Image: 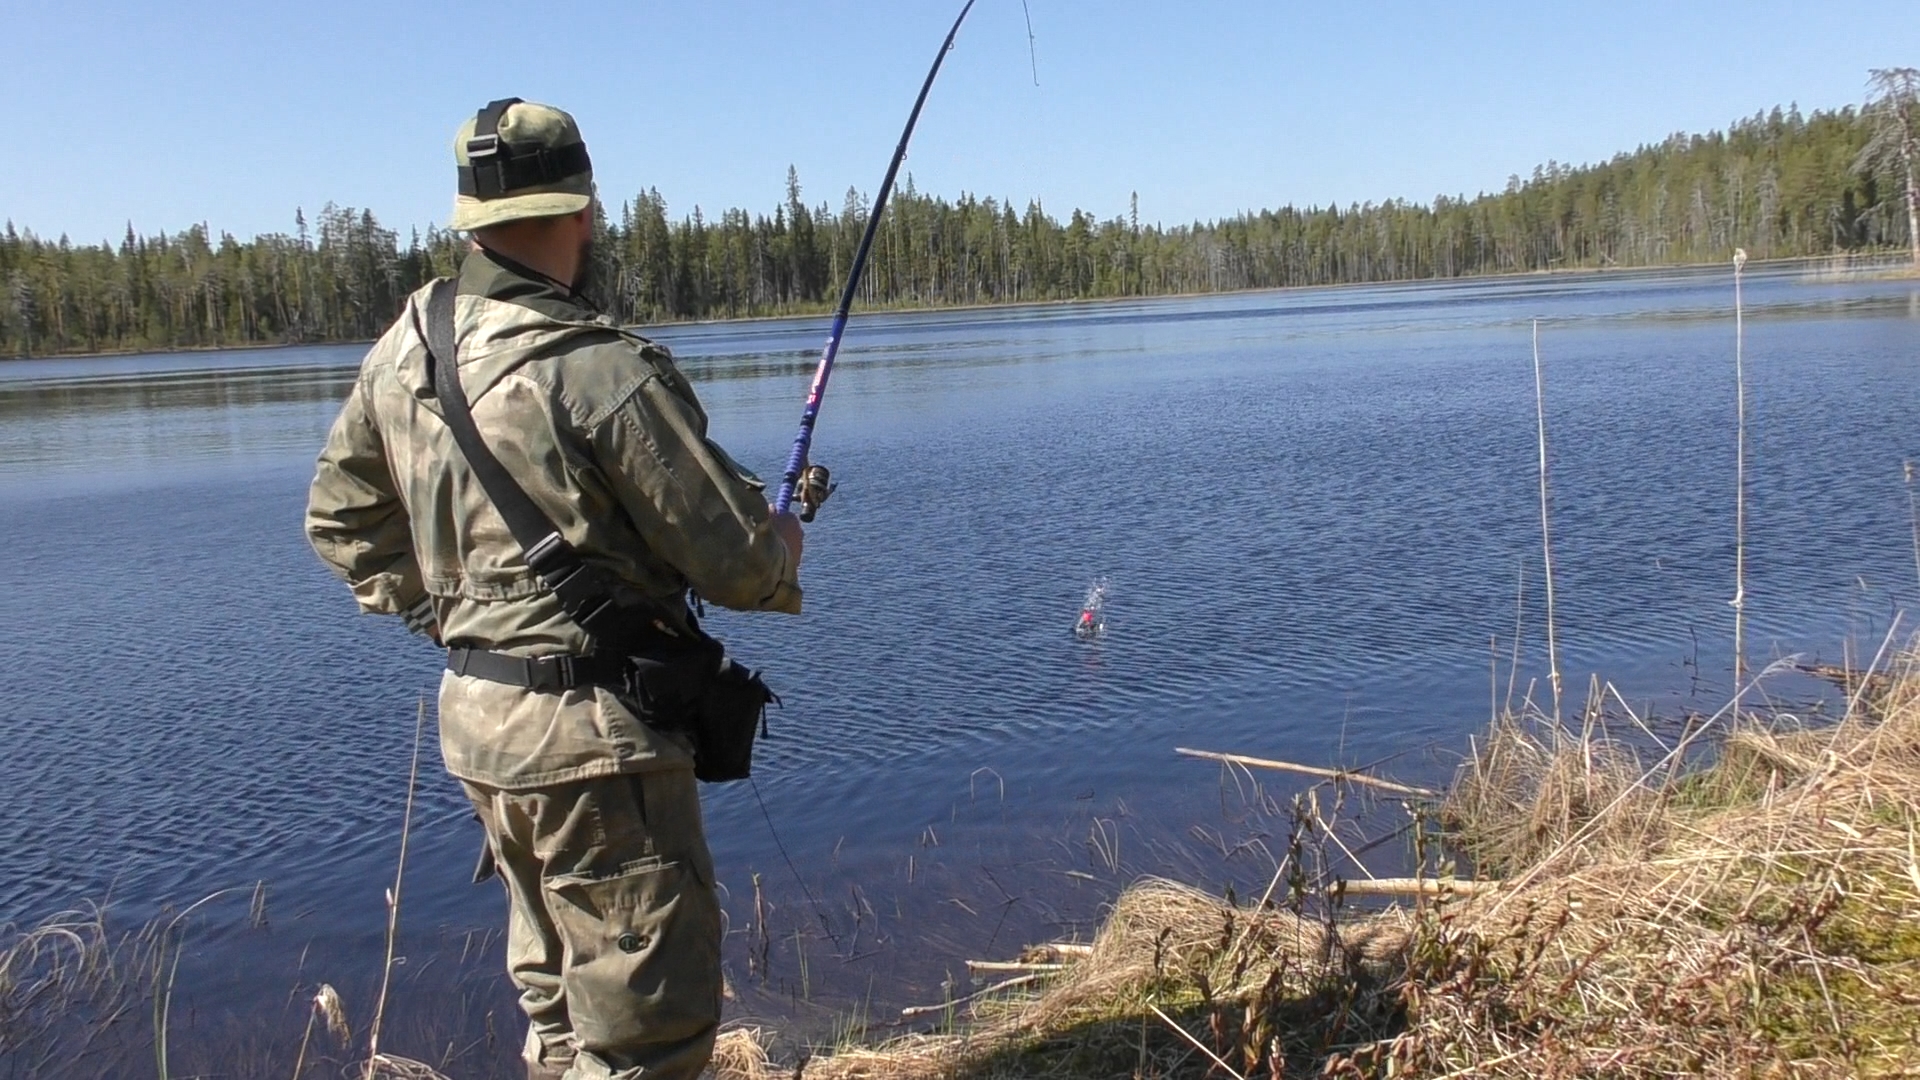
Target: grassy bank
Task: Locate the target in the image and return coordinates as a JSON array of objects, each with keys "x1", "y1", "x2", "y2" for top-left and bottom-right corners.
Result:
[{"x1": 714, "y1": 651, "x2": 1920, "y2": 1078}]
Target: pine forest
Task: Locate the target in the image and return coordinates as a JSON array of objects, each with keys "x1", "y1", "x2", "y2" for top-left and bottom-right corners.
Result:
[{"x1": 3, "y1": 90, "x2": 1918, "y2": 358}]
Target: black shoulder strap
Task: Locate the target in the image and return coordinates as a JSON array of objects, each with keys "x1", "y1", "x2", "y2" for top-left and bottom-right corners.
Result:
[{"x1": 423, "y1": 279, "x2": 674, "y2": 651}]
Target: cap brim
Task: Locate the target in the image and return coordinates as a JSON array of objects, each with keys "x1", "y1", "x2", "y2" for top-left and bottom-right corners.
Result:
[{"x1": 452, "y1": 191, "x2": 592, "y2": 231}]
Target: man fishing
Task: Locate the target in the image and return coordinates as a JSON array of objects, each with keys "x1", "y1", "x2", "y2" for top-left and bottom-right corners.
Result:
[{"x1": 305, "y1": 98, "x2": 804, "y2": 1080}]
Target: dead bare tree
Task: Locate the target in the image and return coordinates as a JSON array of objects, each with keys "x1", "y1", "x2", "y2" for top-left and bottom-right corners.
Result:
[{"x1": 1857, "y1": 67, "x2": 1920, "y2": 267}]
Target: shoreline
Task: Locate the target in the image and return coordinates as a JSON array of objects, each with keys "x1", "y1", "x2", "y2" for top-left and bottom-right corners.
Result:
[
  {"x1": 642, "y1": 249, "x2": 1915, "y2": 332},
  {"x1": 10, "y1": 250, "x2": 1909, "y2": 363},
  {"x1": 718, "y1": 653, "x2": 1920, "y2": 1078},
  {"x1": 3, "y1": 337, "x2": 376, "y2": 363}
]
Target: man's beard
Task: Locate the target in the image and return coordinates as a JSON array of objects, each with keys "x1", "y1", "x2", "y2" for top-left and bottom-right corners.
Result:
[
  {"x1": 572, "y1": 234, "x2": 596, "y2": 295},
  {"x1": 570, "y1": 233, "x2": 617, "y2": 314}
]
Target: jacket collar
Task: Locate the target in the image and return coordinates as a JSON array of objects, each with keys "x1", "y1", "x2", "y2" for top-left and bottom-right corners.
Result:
[
  {"x1": 398, "y1": 248, "x2": 610, "y2": 407},
  {"x1": 458, "y1": 244, "x2": 600, "y2": 323}
]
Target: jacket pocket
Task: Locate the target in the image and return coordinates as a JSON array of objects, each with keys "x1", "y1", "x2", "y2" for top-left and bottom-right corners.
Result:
[{"x1": 543, "y1": 859, "x2": 722, "y2": 1050}]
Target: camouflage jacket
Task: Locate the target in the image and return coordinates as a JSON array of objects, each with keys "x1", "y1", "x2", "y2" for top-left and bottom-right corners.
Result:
[{"x1": 306, "y1": 248, "x2": 800, "y2": 788}]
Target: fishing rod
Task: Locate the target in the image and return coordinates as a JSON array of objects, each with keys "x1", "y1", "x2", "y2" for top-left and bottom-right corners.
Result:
[
  {"x1": 750, "y1": 1, "x2": 981, "y2": 950},
  {"x1": 774, "y1": 0, "x2": 979, "y2": 521}
]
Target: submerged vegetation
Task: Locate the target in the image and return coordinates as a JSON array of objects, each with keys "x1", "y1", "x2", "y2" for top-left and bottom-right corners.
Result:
[
  {"x1": 708, "y1": 653, "x2": 1920, "y2": 1078},
  {"x1": 4, "y1": 75, "x2": 1920, "y2": 356}
]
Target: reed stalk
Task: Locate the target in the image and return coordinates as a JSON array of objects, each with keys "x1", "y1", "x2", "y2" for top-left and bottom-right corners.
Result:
[
  {"x1": 1732, "y1": 249, "x2": 1749, "y2": 707},
  {"x1": 364, "y1": 698, "x2": 427, "y2": 1077},
  {"x1": 1905, "y1": 459, "x2": 1919, "y2": 592},
  {"x1": 1532, "y1": 319, "x2": 1563, "y2": 723}
]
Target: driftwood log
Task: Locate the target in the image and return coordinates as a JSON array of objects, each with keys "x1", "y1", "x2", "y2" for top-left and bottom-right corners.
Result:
[{"x1": 1175, "y1": 747, "x2": 1439, "y2": 798}]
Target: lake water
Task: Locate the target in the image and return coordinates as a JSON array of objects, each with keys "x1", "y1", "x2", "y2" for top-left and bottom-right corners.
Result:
[{"x1": 3, "y1": 265, "x2": 1917, "y2": 1073}]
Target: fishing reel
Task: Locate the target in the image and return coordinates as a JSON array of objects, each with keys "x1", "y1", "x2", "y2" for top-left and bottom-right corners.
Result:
[{"x1": 797, "y1": 463, "x2": 837, "y2": 523}]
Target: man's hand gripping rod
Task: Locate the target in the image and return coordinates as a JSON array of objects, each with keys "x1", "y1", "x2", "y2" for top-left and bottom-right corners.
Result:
[{"x1": 773, "y1": 0, "x2": 979, "y2": 524}]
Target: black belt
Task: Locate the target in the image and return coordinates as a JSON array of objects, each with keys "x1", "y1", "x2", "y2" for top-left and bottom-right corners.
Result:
[{"x1": 446, "y1": 647, "x2": 631, "y2": 693}]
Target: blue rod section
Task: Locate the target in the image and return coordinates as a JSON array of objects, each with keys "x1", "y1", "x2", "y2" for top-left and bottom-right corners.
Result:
[{"x1": 773, "y1": 0, "x2": 978, "y2": 515}]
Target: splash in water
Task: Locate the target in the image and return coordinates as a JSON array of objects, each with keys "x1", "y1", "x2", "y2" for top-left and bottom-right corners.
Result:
[{"x1": 1073, "y1": 578, "x2": 1109, "y2": 640}]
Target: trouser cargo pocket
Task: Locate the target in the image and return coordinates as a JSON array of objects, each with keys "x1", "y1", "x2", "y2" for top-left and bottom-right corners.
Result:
[{"x1": 544, "y1": 858, "x2": 722, "y2": 1059}]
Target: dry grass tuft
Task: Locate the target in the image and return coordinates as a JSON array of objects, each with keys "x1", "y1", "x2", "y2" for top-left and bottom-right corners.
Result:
[
  {"x1": 718, "y1": 877, "x2": 1409, "y2": 1078},
  {"x1": 1391, "y1": 649, "x2": 1920, "y2": 1077},
  {"x1": 0, "y1": 904, "x2": 169, "y2": 1073},
  {"x1": 713, "y1": 1026, "x2": 781, "y2": 1079},
  {"x1": 1444, "y1": 711, "x2": 1660, "y2": 877},
  {"x1": 726, "y1": 648, "x2": 1920, "y2": 1078}
]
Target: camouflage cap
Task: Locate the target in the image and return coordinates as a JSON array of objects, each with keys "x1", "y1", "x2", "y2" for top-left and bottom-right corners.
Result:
[{"x1": 451, "y1": 99, "x2": 594, "y2": 231}]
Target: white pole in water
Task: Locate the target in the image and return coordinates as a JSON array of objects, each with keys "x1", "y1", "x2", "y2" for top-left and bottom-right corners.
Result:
[
  {"x1": 1732, "y1": 249, "x2": 1748, "y2": 710},
  {"x1": 1532, "y1": 319, "x2": 1562, "y2": 725}
]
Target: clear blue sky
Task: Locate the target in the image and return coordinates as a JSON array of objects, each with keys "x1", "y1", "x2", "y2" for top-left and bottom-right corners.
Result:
[{"x1": 7, "y1": 0, "x2": 1918, "y2": 246}]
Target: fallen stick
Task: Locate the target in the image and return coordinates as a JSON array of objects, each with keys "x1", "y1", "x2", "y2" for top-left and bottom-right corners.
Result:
[
  {"x1": 1148, "y1": 1004, "x2": 1248, "y2": 1080},
  {"x1": 965, "y1": 960, "x2": 1068, "y2": 974},
  {"x1": 1334, "y1": 877, "x2": 1502, "y2": 897},
  {"x1": 1174, "y1": 748, "x2": 1439, "y2": 798},
  {"x1": 900, "y1": 972, "x2": 1051, "y2": 1018}
]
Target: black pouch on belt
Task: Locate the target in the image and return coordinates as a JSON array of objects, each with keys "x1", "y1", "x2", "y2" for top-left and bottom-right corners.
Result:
[
  {"x1": 629, "y1": 642, "x2": 778, "y2": 783},
  {"x1": 690, "y1": 658, "x2": 778, "y2": 782}
]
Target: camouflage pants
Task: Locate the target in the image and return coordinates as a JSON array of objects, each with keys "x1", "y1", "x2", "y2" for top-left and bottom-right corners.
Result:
[{"x1": 463, "y1": 768, "x2": 722, "y2": 1080}]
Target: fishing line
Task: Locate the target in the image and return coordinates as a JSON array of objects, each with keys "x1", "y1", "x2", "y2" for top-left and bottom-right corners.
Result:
[
  {"x1": 750, "y1": 776, "x2": 843, "y2": 949},
  {"x1": 1021, "y1": 0, "x2": 1039, "y2": 85}
]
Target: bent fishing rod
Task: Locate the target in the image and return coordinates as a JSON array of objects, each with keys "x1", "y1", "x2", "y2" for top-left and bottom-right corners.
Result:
[
  {"x1": 755, "y1": 1, "x2": 985, "y2": 947},
  {"x1": 774, "y1": 0, "x2": 978, "y2": 521}
]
